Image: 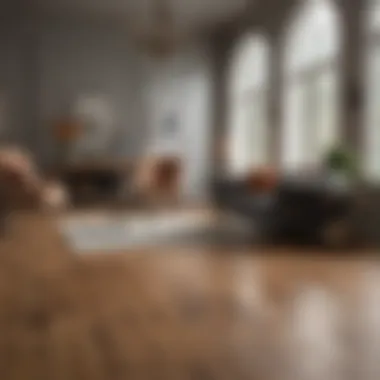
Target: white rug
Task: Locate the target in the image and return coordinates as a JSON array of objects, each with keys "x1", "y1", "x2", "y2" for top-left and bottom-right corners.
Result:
[
  {"x1": 58, "y1": 212, "x2": 254, "y2": 253},
  {"x1": 59, "y1": 213, "x2": 212, "y2": 252}
]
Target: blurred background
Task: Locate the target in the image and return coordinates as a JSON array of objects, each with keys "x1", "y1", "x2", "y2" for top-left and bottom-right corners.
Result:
[{"x1": 0, "y1": 1, "x2": 379, "y2": 379}]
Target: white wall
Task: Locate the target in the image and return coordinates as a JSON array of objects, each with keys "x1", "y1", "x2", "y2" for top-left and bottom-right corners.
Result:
[
  {"x1": 36, "y1": 20, "x2": 148, "y2": 165},
  {"x1": 0, "y1": 19, "x2": 213, "y2": 201},
  {"x1": 0, "y1": 19, "x2": 148, "y2": 165},
  {"x1": 142, "y1": 46, "x2": 213, "y2": 201}
]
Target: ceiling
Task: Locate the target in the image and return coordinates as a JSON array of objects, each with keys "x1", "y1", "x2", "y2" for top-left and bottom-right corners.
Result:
[{"x1": 27, "y1": 0, "x2": 252, "y2": 35}]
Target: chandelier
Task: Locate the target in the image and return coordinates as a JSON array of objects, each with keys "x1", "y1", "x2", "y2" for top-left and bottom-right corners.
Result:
[{"x1": 131, "y1": 0, "x2": 178, "y2": 58}]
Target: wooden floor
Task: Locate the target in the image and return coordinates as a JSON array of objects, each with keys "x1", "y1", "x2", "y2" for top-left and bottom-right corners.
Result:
[{"x1": 0, "y1": 211, "x2": 380, "y2": 380}]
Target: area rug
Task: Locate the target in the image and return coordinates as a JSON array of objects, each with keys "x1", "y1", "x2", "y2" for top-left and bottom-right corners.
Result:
[{"x1": 58, "y1": 212, "x2": 254, "y2": 253}]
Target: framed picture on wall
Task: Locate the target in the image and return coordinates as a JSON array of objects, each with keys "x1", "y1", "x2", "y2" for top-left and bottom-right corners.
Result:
[{"x1": 161, "y1": 113, "x2": 178, "y2": 138}]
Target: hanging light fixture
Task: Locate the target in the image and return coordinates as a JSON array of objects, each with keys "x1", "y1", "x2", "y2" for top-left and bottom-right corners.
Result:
[{"x1": 131, "y1": 0, "x2": 178, "y2": 58}]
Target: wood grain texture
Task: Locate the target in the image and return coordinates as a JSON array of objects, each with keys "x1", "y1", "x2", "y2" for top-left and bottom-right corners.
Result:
[{"x1": 0, "y1": 210, "x2": 378, "y2": 380}]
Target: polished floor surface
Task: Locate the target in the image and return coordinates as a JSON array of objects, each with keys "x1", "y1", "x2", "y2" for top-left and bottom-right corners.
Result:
[{"x1": 0, "y1": 212, "x2": 379, "y2": 380}]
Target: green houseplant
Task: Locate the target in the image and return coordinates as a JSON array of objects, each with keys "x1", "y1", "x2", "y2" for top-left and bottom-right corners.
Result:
[{"x1": 324, "y1": 145, "x2": 358, "y2": 183}]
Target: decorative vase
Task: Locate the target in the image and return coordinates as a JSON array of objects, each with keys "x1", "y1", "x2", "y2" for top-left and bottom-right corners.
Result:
[{"x1": 54, "y1": 118, "x2": 81, "y2": 166}]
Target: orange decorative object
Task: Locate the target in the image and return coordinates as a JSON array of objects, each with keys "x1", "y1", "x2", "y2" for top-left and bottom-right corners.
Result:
[
  {"x1": 246, "y1": 167, "x2": 278, "y2": 193},
  {"x1": 54, "y1": 119, "x2": 81, "y2": 143}
]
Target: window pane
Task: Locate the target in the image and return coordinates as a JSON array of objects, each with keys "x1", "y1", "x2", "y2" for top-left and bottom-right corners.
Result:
[
  {"x1": 227, "y1": 97, "x2": 251, "y2": 174},
  {"x1": 368, "y1": 0, "x2": 380, "y2": 32},
  {"x1": 314, "y1": 68, "x2": 339, "y2": 158},
  {"x1": 282, "y1": 80, "x2": 308, "y2": 171},
  {"x1": 286, "y1": 0, "x2": 340, "y2": 73},
  {"x1": 227, "y1": 33, "x2": 270, "y2": 175},
  {"x1": 364, "y1": 44, "x2": 380, "y2": 181},
  {"x1": 231, "y1": 34, "x2": 269, "y2": 93},
  {"x1": 284, "y1": 0, "x2": 340, "y2": 173},
  {"x1": 248, "y1": 92, "x2": 269, "y2": 168}
]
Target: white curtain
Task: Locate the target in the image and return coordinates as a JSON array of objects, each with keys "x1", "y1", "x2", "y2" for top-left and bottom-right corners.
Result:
[
  {"x1": 282, "y1": 0, "x2": 340, "y2": 172},
  {"x1": 227, "y1": 34, "x2": 269, "y2": 175},
  {"x1": 365, "y1": 2, "x2": 380, "y2": 181}
]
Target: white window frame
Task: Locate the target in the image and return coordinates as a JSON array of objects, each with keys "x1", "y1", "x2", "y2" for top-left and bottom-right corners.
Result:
[
  {"x1": 282, "y1": 0, "x2": 341, "y2": 172},
  {"x1": 227, "y1": 34, "x2": 270, "y2": 175}
]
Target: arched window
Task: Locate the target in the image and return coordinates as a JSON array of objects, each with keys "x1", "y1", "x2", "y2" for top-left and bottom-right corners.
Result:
[
  {"x1": 282, "y1": 0, "x2": 341, "y2": 171},
  {"x1": 364, "y1": 0, "x2": 380, "y2": 181},
  {"x1": 227, "y1": 34, "x2": 269, "y2": 175}
]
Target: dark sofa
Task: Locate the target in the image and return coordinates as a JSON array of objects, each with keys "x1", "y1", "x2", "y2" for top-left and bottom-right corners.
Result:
[{"x1": 212, "y1": 174, "x2": 353, "y2": 246}]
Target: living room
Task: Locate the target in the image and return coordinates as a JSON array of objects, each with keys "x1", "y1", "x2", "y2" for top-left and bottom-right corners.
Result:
[{"x1": 0, "y1": 0, "x2": 380, "y2": 379}]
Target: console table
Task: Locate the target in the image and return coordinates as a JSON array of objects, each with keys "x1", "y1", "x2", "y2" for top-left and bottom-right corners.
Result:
[{"x1": 55, "y1": 161, "x2": 131, "y2": 205}]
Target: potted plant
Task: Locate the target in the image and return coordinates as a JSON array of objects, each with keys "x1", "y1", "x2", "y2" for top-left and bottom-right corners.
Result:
[{"x1": 324, "y1": 145, "x2": 357, "y2": 187}]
